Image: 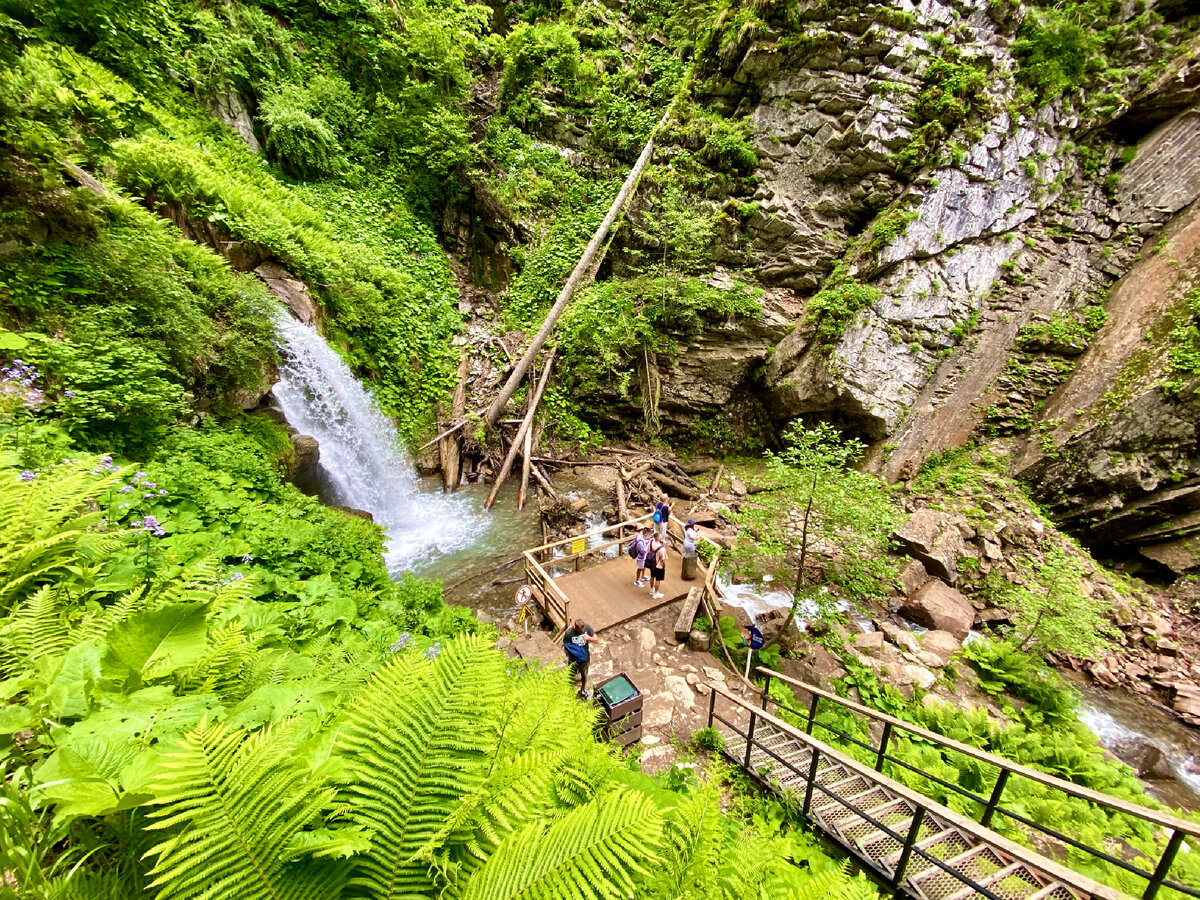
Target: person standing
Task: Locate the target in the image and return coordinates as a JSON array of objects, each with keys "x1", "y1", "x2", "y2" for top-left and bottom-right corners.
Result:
[
  {"x1": 630, "y1": 527, "x2": 651, "y2": 587},
  {"x1": 653, "y1": 494, "x2": 672, "y2": 541},
  {"x1": 563, "y1": 618, "x2": 600, "y2": 697},
  {"x1": 647, "y1": 535, "x2": 668, "y2": 599},
  {"x1": 681, "y1": 518, "x2": 700, "y2": 580}
]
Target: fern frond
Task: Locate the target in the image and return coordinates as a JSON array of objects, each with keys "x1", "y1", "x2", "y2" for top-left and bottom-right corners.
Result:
[
  {"x1": 338, "y1": 635, "x2": 508, "y2": 900},
  {"x1": 145, "y1": 721, "x2": 350, "y2": 900},
  {"x1": 451, "y1": 788, "x2": 664, "y2": 900},
  {"x1": 0, "y1": 585, "x2": 70, "y2": 669},
  {"x1": 658, "y1": 781, "x2": 724, "y2": 898}
]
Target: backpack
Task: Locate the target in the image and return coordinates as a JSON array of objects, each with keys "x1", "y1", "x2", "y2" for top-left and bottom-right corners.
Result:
[
  {"x1": 653, "y1": 505, "x2": 663, "y2": 524},
  {"x1": 564, "y1": 640, "x2": 589, "y2": 663},
  {"x1": 627, "y1": 537, "x2": 641, "y2": 559}
]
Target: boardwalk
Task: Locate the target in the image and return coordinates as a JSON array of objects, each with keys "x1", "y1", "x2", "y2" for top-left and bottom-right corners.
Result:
[{"x1": 551, "y1": 554, "x2": 707, "y2": 632}]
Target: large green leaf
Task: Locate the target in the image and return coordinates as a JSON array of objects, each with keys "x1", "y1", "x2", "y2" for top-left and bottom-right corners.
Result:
[{"x1": 103, "y1": 602, "x2": 210, "y2": 683}]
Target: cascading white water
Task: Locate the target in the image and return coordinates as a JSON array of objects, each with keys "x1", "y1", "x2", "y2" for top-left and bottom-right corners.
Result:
[{"x1": 271, "y1": 313, "x2": 484, "y2": 573}]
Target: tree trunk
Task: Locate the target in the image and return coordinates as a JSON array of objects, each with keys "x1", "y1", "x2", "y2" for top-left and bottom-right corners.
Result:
[
  {"x1": 486, "y1": 353, "x2": 556, "y2": 509},
  {"x1": 441, "y1": 350, "x2": 470, "y2": 492},
  {"x1": 781, "y1": 471, "x2": 818, "y2": 638},
  {"x1": 483, "y1": 111, "x2": 669, "y2": 428}
]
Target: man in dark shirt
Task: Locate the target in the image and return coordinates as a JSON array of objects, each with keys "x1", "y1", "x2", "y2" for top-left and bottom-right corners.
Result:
[{"x1": 563, "y1": 618, "x2": 601, "y2": 697}]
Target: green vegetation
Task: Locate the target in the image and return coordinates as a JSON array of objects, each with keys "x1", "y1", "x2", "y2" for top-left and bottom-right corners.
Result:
[
  {"x1": 731, "y1": 422, "x2": 901, "y2": 607},
  {"x1": 898, "y1": 50, "x2": 990, "y2": 170},
  {"x1": 806, "y1": 267, "x2": 884, "y2": 345},
  {"x1": 1165, "y1": 286, "x2": 1200, "y2": 397}
]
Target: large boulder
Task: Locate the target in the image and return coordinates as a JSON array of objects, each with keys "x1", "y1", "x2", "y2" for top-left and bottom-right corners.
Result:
[
  {"x1": 779, "y1": 645, "x2": 847, "y2": 690},
  {"x1": 892, "y1": 508, "x2": 969, "y2": 584},
  {"x1": 901, "y1": 581, "x2": 974, "y2": 640},
  {"x1": 286, "y1": 434, "x2": 322, "y2": 496}
]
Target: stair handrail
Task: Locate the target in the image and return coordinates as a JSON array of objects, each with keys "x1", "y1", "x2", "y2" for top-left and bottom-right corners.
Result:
[
  {"x1": 756, "y1": 667, "x2": 1200, "y2": 840},
  {"x1": 709, "y1": 685, "x2": 1128, "y2": 900},
  {"x1": 757, "y1": 667, "x2": 1200, "y2": 900}
]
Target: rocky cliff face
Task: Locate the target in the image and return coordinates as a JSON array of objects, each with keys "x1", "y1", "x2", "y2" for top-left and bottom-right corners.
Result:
[{"x1": 589, "y1": 0, "x2": 1200, "y2": 566}]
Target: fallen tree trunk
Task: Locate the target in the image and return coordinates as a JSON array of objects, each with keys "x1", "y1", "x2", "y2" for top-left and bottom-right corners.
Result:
[
  {"x1": 531, "y1": 464, "x2": 561, "y2": 505},
  {"x1": 440, "y1": 350, "x2": 470, "y2": 492},
  {"x1": 485, "y1": 353, "x2": 556, "y2": 509},
  {"x1": 518, "y1": 422, "x2": 533, "y2": 510},
  {"x1": 483, "y1": 110, "x2": 670, "y2": 428},
  {"x1": 649, "y1": 471, "x2": 699, "y2": 501}
]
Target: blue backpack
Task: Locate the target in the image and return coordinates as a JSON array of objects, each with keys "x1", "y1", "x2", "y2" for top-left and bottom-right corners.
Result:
[{"x1": 564, "y1": 640, "x2": 589, "y2": 663}]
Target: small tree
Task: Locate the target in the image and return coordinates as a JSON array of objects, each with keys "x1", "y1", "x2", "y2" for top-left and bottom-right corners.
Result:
[
  {"x1": 989, "y1": 544, "x2": 1113, "y2": 660},
  {"x1": 765, "y1": 422, "x2": 899, "y2": 637}
]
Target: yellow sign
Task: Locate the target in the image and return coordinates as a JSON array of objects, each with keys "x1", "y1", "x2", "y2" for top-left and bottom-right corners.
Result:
[{"x1": 571, "y1": 537, "x2": 586, "y2": 554}]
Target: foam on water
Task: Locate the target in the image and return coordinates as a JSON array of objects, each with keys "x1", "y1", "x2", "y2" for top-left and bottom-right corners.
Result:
[{"x1": 272, "y1": 313, "x2": 485, "y2": 573}]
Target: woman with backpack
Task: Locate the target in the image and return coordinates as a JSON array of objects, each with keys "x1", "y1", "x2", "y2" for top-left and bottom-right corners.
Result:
[
  {"x1": 653, "y1": 494, "x2": 672, "y2": 541},
  {"x1": 628, "y1": 527, "x2": 651, "y2": 587},
  {"x1": 647, "y1": 535, "x2": 668, "y2": 600}
]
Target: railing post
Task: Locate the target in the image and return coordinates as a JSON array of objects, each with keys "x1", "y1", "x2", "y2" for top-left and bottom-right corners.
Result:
[
  {"x1": 707, "y1": 686, "x2": 716, "y2": 727},
  {"x1": 892, "y1": 806, "x2": 927, "y2": 888},
  {"x1": 1143, "y1": 829, "x2": 1185, "y2": 900},
  {"x1": 805, "y1": 691, "x2": 819, "y2": 734},
  {"x1": 743, "y1": 711, "x2": 757, "y2": 769},
  {"x1": 875, "y1": 721, "x2": 892, "y2": 772},
  {"x1": 802, "y1": 746, "x2": 821, "y2": 817},
  {"x1": 761, "y1": 671, "x2": 772, "y2": 710},
  {"x1": 981, "y1": 770, "x2": 1009, "y2": 828}
]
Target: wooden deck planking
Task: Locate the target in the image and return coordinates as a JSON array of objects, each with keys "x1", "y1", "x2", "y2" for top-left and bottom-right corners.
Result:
[{"x1": 551, "y1": 553, "x2": 707, "y2": 632}]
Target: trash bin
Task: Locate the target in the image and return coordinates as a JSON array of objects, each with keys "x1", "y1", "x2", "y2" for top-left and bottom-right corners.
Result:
[
  {"x1": 681, "y1": 553, "x2": 698, "y2": 580},
  {"x1": 595, "y1": 674, "x2": 642, "y2": 746}
]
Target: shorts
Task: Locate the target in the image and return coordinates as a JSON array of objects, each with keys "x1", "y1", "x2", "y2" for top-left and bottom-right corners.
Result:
[
  {"x1": 635, "y1": 555, "x2": 648, "y2": 568},
  {"x1": 567, "y1": 654, "x2": 589, "y2": 682},
  {"x1": 649, "y1": 566, "x2": 665, "y2": 581},
  {"x1": 654, "y1": 519, "x2": 668, "y2": 539}
]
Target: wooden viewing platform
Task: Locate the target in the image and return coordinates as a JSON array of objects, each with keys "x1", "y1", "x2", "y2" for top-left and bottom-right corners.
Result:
[{"x1": 522, "y1": 513, "x2": 723, "y2": 633}]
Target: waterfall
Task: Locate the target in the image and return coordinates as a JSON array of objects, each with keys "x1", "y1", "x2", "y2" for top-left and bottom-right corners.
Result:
[{"x1": 271, "y1": 313, "x2": 483, "y2": 574}]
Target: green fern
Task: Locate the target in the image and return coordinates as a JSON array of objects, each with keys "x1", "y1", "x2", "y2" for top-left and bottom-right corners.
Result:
[
  {"x1": 338, "y1": 635, "x2": 508, "y2": 899},
  {"x1": 144, "y1": 721, "x2": 353, "y2": 900},
  {"x1": 0, "y1": 460, "x2": 122, "y2": 608},
  {"x1": 450, "y1": 789, "x2": 665, "y2": 900}
]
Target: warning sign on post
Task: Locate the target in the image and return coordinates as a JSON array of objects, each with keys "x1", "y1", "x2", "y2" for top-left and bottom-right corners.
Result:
[{"x1": 570, "y1": 537, "x2": 586, "y2": 554}]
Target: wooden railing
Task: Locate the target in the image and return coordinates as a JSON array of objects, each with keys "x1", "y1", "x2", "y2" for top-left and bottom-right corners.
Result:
[
  {"x1": 521, "y1": 510, "x2": 724, "y2": 632},
  {"x1": 756, "y1": 667, "x2": 1200, "y2": 900}
]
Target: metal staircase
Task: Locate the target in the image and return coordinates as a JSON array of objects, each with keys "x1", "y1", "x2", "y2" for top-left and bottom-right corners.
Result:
[
  {"x1": 707, "y1": 671, "x2": 1200, "y2": 900},
  {"x1": 725, "y1": 719, "x2": 1079, "y2": 900}
]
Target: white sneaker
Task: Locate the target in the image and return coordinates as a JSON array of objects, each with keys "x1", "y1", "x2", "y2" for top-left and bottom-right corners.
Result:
[{"x1": 652, "y1": 591, "x2": 664, "y2": 599}]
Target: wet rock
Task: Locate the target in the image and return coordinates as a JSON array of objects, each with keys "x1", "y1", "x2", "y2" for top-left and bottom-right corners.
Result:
[
  {"x1": 286, "y1": 434, "x2": 322, "y2": 496},
  {"x1": 1137, "y1": 745, "x2": 1175, "y2": 780},
  {"x1": 702, "y1": 666, "x2": 726, "y2": 683},
  {"x1": 896, "y1": 664, "x2": 937, "y2": 691},
  {"x1": 901, "y1": 581, "x2": 974, "y2": 640},
  {"x1": 256, "y1": 262, "x2": 320, "y2": 324},
  {"x1": 916, "y1": 651, "x2": 946, "y2": 669}
]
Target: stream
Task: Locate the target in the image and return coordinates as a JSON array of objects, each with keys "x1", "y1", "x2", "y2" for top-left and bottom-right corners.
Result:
[{"x1": 269, "y1": 312, "x2": 1200, "y2": 813}]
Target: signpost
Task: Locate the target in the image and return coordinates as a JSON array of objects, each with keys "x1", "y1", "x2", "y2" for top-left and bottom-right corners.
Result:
[
  {"x1": 744, "y1": 625, "x2": 764, "y2": 685},
  {"x1": 516, "y1": 585, "x2": 532, "y2": 635}
]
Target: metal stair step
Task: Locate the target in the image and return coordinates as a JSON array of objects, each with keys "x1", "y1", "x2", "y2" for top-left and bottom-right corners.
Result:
[
  {"x1": 837, "y1": 798, "x2": 914, "y2": 841},
  {"x1": 813, "y1": 783, "x2": 880, "y2": 817},
  {"x1": 911, "y1": 843, "x2": 995, "y2": 884},
  {"x1": 883, "y1": 827, "x2": 965, "y2": 869},
  {"x1": 938, "y1": 861, "x2": 1029, "y2": 900},
  {"x1": 1026, "y1": 883, "x2": 1071, "y2": 900}
]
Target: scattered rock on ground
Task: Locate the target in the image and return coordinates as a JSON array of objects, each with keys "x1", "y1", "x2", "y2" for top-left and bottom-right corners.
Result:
[{"x1": 901, "y1": 580, "x2": 975, "y2": 639}]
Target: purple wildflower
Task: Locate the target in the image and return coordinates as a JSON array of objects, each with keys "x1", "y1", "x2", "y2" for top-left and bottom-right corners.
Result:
[
  {"x1": 143, "y1": 482, "x2": 156, "y2": 489},
  {"x1": 389, "y1": 633, "x2": 411, "y2": 653},
  {"x1": 19, "y1": 471, "x2": 35, "y2": 482},
  {"x1": 230, "y1": 571, "x2": 244, "y2": 581},
  {"x1": 425, "y1": 642, "x2": 442, "y2": 660},
  {"x1": 119, "y1": 485, "x2": 132, "y2": 493},
  {"x1": 159, "y1": 489, "x2": 168, "y2": 496},
  {"x1": 133, "y1": 471, "x2": 146, "y2": 481},
  {"x1": 63, "y1": 390, "x2": 75, "y2": 398},
  {"x1": 241, "y1": 553, "x2": 253, "y2": 564}
]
